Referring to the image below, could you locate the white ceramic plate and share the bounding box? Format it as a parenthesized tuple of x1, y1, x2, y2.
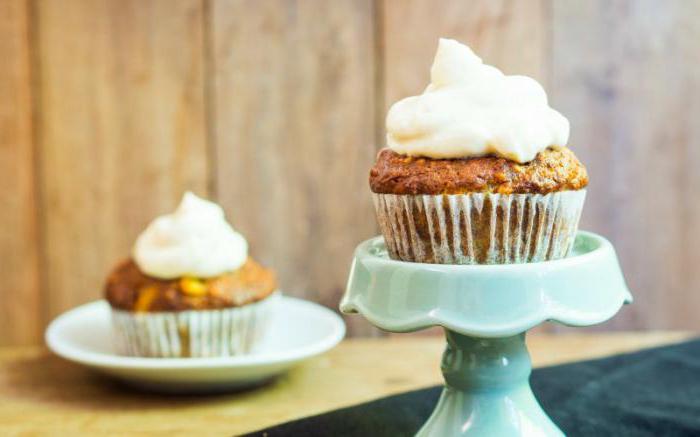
(46, 296, 345, 393)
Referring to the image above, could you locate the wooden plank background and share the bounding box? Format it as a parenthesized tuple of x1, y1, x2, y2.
(0, 0, 41, 345)
(1, 0, 699, 345)
(208, 0, 378, 335)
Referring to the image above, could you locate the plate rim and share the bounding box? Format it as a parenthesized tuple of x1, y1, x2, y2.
(45, 295, 346, 370)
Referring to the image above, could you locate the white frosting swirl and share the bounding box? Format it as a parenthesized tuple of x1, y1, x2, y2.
(386, 38, 569, 163)
(133, 192, 248, 279)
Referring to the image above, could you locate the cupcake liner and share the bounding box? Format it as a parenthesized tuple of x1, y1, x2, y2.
(373, 190, 586, 264)
(111, 292, 280, 358)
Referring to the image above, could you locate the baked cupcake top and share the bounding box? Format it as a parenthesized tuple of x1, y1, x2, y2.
(105, 257, 276, 311)
(385, 38, 569, 163)
(105, 192, 276, 312)
(370, 147, 587, 195)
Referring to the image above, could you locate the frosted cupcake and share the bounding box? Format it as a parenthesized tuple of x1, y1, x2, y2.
(370, 39, 588, 264)
(104, 192, 278, 357)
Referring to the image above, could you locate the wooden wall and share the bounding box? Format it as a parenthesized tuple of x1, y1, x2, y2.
(2, 0, 699, 345)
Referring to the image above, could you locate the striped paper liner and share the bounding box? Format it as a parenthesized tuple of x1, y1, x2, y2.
(111, 292, 280, 358)
(373, 190, 586, 265)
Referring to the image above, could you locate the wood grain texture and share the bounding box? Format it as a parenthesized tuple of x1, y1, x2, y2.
(0, 332, 691, 435)
(35, 0, 209, 319)
(209, 0, 379, 336)
(551, 0, 700, 330)
(0, 0, 42, 346)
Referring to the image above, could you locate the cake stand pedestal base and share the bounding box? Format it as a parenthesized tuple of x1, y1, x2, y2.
(418, 331, 561, 437)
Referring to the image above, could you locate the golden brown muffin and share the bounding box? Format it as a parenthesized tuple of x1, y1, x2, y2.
(105, 257, 277, 312)
(370, 147, 588, 195)
(369, 146, 588, 264)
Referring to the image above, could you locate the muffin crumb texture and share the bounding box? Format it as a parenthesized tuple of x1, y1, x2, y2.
(105, 258, 277, 312)
(369, 147, 588, 195)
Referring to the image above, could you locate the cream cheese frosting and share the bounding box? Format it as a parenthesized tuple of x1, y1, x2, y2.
(133, 192, 248, 279)
(386, 38, 569, 163)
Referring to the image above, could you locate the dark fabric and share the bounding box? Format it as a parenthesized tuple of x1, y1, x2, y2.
(243, 338, 700, 437)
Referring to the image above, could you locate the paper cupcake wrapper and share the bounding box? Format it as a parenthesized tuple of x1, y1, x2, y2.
(373, 190, 586, 264)
(111, 292, 280, 358)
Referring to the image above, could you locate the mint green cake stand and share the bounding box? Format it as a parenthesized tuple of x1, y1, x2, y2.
(340, 231, 632, 436)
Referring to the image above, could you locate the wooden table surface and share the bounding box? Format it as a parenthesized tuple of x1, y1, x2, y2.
(0, 331, 692, 436)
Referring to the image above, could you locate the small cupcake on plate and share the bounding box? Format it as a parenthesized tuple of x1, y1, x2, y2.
(370, 39, 588, 264)
(105, 192, 278, 358)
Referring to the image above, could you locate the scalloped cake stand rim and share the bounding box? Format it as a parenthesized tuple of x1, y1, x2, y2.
(341, 230, 632, 337)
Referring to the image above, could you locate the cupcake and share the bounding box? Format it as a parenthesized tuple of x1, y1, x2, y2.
(104, 192, 278, 357)
(370, 39, 588, 264)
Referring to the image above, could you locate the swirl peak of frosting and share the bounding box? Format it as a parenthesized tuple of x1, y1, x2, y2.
(386, 38, 569, 163)
(133, 192, 248, 279)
